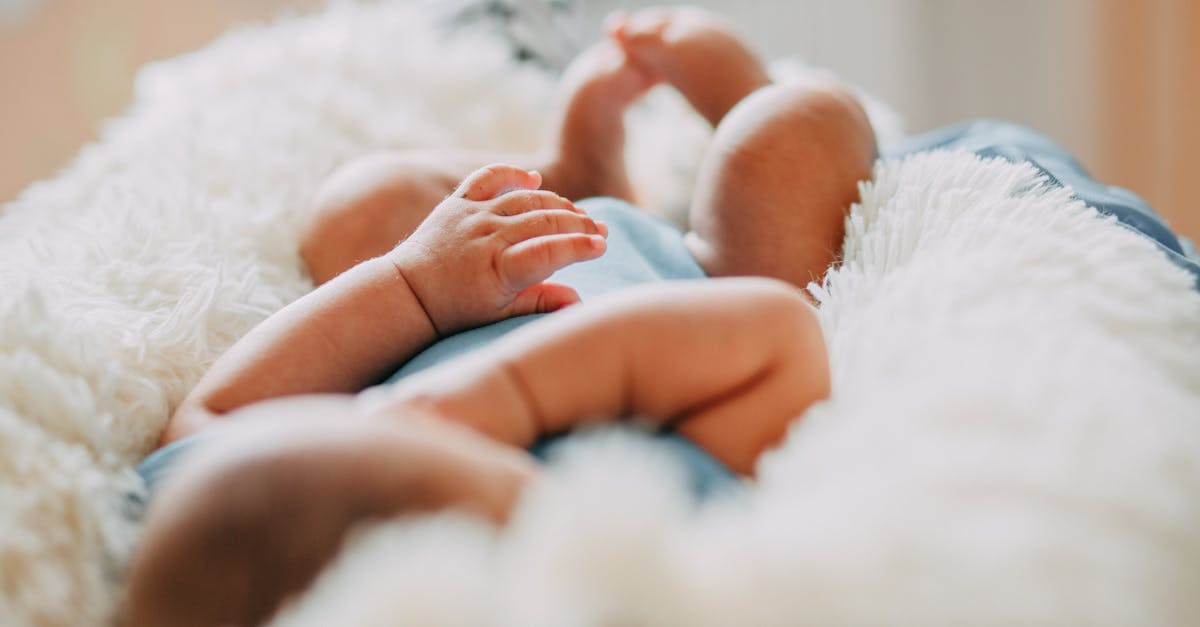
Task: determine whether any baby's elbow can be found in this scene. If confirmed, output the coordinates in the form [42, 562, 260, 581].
[743, 277, 823, 338]
[159, 401, 219, 447]
[757, 281, 831, 399]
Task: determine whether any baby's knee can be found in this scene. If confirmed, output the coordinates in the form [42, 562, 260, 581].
[300, 161, 388, 284]
[721, 82, 877, 175]
[300, 153, 445, 284]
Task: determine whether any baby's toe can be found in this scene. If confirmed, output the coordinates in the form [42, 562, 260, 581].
[602, 9, 629, 39]
[561, 41, 658, 104]
[607, 8, 671, 47]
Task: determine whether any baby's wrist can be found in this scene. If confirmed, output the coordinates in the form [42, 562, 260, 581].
[483, 359, 541, 447]
[383, 245, 442, 338]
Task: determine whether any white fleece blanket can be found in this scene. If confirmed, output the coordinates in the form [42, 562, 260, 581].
[1, 2, 1197, 626]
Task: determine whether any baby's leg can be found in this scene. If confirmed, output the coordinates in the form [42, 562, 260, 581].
[687, 82, 877, 287]
[615, 8, 877, 287]
[301, 41, 656, 285]
[301, 151, 478, 285]
[123, 398, 535, 627]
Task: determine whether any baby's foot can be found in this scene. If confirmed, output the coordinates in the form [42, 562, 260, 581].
[608, 7, 771, 127]
[541, 40, 659, 202]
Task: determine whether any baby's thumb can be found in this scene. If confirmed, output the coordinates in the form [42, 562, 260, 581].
[454, 164, 541, 201]
[510, 283, 581, 316]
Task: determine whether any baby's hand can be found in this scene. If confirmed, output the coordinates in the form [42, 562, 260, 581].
[388, 164, 607, 336]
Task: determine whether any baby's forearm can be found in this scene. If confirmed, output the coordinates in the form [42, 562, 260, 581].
[165, 257, 436, 443]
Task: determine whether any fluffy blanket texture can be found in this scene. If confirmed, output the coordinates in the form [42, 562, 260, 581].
[1, 2, 1197, 626]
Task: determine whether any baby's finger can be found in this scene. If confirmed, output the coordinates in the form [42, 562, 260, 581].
[502, 210, 607, 244]
[498, 234, 606, 290]
[493, 190, 584, 216]
[508, 282, 582, 317]
[454, 164, 542, 201]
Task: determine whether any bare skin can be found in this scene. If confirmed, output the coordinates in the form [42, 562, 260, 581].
[124, 7, 878, 627]
[607, 7, 877, 286]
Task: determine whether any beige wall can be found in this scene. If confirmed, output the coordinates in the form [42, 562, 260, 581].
[0, 0, 318, 203]
[2, 0, 1197, 244]
[1095, 0, 1199, 243]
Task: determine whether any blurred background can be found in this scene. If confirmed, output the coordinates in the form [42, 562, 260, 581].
[1, 0, 1196, 241]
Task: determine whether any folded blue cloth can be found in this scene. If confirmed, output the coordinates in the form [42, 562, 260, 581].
[889, 119, 1200, 289]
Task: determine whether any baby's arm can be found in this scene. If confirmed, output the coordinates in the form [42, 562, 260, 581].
[164, 165, 607, 443]
[368, 278, 829, 476]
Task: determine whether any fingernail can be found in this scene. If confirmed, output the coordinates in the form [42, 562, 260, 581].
[590, 235, 606, 248]
[594, 220, 609, 237]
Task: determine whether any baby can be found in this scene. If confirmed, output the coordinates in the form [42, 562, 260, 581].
[123, 7, 877, 627]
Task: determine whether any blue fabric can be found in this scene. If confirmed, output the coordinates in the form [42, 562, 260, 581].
[386, 198, 738, 498]
[135, 431, 217, 499]
[889, 119, 1200, 289]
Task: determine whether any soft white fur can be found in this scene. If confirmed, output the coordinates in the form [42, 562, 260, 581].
[0, 2, 1196, 626]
